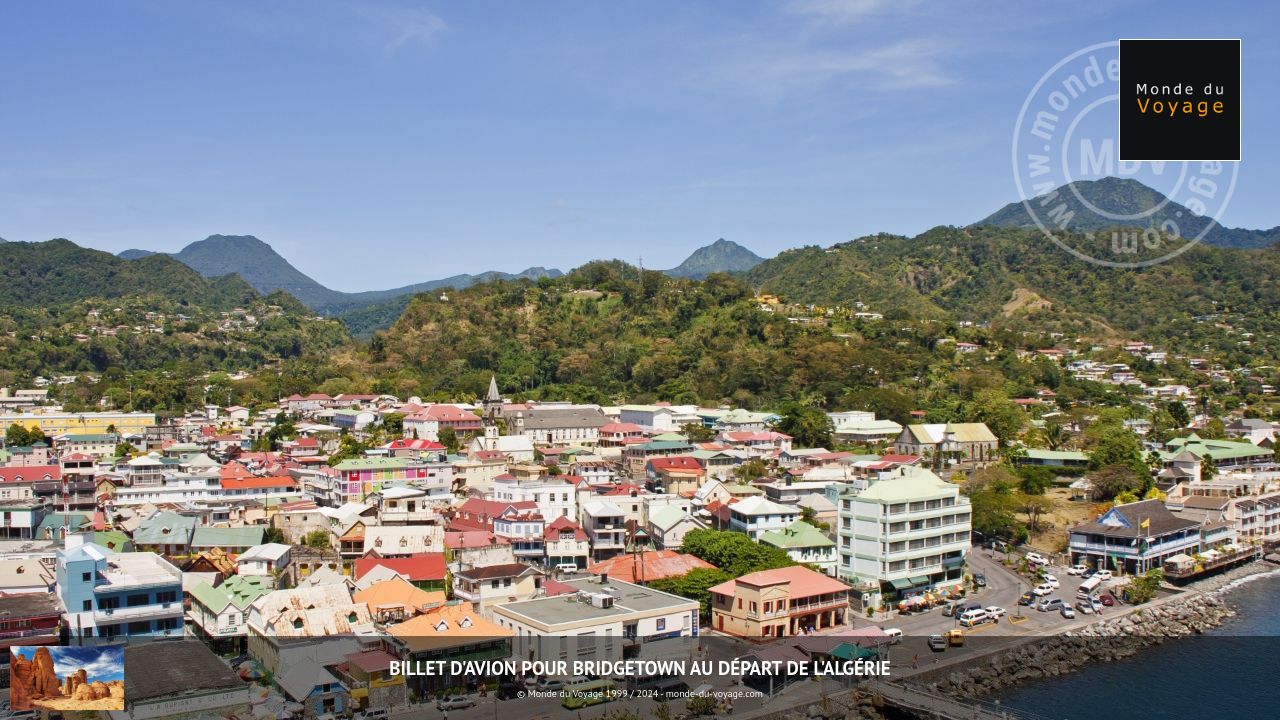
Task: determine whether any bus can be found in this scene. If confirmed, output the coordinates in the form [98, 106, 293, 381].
[561, 679, 619, 709]
[1077, 576, 1102, 597]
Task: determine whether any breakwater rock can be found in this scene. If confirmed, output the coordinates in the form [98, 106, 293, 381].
[929, 594, 1233, 699]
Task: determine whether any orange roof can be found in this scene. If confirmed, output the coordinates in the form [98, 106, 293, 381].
[220, 475, 297, 490]
[586, 550, 715, 583]
[353, 577, 445, 614]
[707, 565, 850, 599]
[388, 602, 512, 653]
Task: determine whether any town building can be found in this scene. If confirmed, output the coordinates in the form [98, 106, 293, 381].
[836, 466, 971, 605]
[708, 566, 850, 639]
[56, 535, 184, 643]
[452, 562, 543, 610]
[1069, 499, 1202, 574]
[760, 520, 838, 576]
[728, 496, 801, 541]
[491, 576, 699, 662]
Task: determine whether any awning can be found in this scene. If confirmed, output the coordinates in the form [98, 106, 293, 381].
[943, 556, 965, 568]
[889, 578, 914, 590]
[909, 575, 930, 586]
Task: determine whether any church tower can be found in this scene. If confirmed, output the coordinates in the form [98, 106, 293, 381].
[483, 375, 503, 422]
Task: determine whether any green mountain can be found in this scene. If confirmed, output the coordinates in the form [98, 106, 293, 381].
[117, 248, 157, 260]
[744, 224, 1280, 340]
[665, 238, 766, 278]
[0, 238, 259, 310]
[976, 177, 1280, 249]
[127, 234, 564, 316]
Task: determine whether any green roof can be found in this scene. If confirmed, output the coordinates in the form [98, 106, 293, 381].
[36, 512, 92, 539]
[334, 457, 411, 470]
[134, 511, 198, 545]
[759, 520, 835, 550]
[191, 526, 266, 548]
[651, 432, 689, 442]
[62, 433, 117, 442]
[92, 530, 134, 552]
[1022, 449, 1090, 461]
[1162, 436, 1271, 461]
[633, 441, 692, 452]
[848, 468, 959, 503]
[189, 574, 273, 613]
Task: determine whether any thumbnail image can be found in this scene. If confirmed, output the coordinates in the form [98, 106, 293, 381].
[8, 646, 125, 712]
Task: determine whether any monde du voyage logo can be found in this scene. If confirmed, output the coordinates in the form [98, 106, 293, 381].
[1012, 39, 1241, 268]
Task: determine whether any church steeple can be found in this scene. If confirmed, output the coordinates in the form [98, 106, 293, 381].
[483, 375, 503, 421]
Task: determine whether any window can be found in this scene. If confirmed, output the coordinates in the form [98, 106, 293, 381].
[82, 600, 92, 611]
[656, 618, 666, 631]
[81, 572, 91, 582]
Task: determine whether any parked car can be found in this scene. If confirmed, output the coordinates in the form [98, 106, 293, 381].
[985, 605, 1007, 618]
[1060, 605, 1076, 619]
[958, 608, 991, 627]
[1033, 583, 1054, 596]
[928, 634, 948, 651]
[1037, 597, 1064, 612]
[1094, 570, 1113, 581]
[1018, 591, 1036, 606]
[1082, 568, 1097, 579]
[1076, 599, 1095, 614]
[880, 627, 903, 644]
[537, 679, 566, 692]
[1025, 552, 1049, 566]
[438, 695, 476, 711]
[354, 709, 388, 720]
[1099, 592, 1116, 606]
[1067, 565, 1088, 576]
[1042, 573, 1060, 589]
[1091, 598, 1105, 612]
[973, 573, 987, 588]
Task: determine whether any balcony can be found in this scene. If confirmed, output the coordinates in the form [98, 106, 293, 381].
[94, 602, 183, 623]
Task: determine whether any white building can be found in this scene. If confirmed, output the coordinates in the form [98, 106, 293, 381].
[837, 466, 971, 605]
[491, 475, 577, 521]
[727, 496, 800, 541]
[491, 576, 699, 663]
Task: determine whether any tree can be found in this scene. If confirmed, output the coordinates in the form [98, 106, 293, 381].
[679, 529, 793, 576]
[114, 441, 136, 458]
[263, 526, 286, 544]
[648, 568, 734, 616]
[774, 402, 833, 449]
[1088, 464, 1143, 502]
[382, 412, 405, 436]
[4, 423, 45, 447]
[1165, 400, 1190, 428]
[302, 530, 331, 549]
[327, 433, 367, 466]
[732, 459, 768, 484]
[1087, 424, 1147, 476]
[1124, 568, 1163, 604]
[438, 426, 460, 454]
[680, 423, 717, 443]
[964, 470, 1021, 540]
[967, 389, 1026, 447]
[1044, 420, 1070, 450]
[1015, 466, 1054, 495]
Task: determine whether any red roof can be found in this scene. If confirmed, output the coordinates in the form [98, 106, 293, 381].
[457, 498, 538, 519]
[876, 454, 920, 465]
[444, 530, 509, 549]
[354, 553, 447, 582]
[220, 475, 297, 490]
[0, 465, 60, 483]
[544, 516, 588, 541]
[587, 550, 715, 583]
[647, 456, 705, 473]
[61, 453, 95, 462]
[387, 438, 445, 452]
[220, 462, 255, 479]
[708, 565, 851, 599]
[292, 437, 319, 448]
[424, 405, 481, 423]
[345, 650, 398, 674]
[600, 422, 644, 435]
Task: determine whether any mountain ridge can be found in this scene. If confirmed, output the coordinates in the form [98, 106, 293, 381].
[664, 238, 765, 278]
[975, 177, 1280, 249]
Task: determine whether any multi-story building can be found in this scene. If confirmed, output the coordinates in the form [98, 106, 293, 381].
[53, 433, 119, 458]
[708, 566, 850, 639]
[581, 500, 627, 560]
[187, 574, 274, 650]
[491, 576, 699, 662]
[837, 466, 971, 606]
[331, 457, 439, 502]
[543, 517, 590, 570]
[1068, 499, 1202, 575]
[451, 563, 543, 610]
[727, 496, 800, 541]
[759, 520, 838, 576]
[56, 535, 184, 643]
[0, 411, 155, 437]
[491, 474, 577, 520]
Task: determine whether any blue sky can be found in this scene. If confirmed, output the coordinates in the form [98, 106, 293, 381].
[12, 646, 125, 683]
[1, 0, 1276, 290]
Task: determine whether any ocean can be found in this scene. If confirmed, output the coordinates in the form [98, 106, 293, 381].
[997, 569, 1280, 720]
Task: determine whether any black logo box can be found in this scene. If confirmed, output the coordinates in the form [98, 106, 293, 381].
[1119, 39, 1240, 161]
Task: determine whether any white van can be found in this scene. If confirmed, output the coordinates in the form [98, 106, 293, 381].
[555, 563, 580, 574]
[880, 627, 903, 644]
[1077, 576, 1102, 597]
[958, 608, 991, 627]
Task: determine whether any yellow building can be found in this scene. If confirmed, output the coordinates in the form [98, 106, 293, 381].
[0, 411, 155, 436]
